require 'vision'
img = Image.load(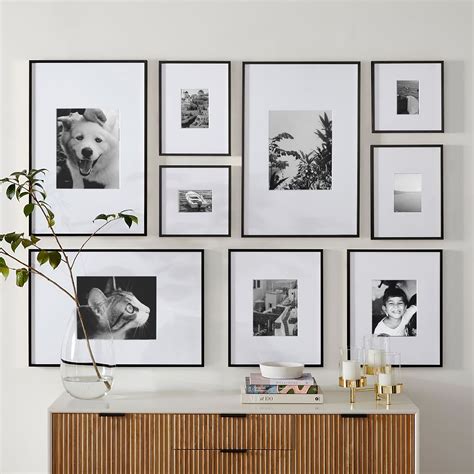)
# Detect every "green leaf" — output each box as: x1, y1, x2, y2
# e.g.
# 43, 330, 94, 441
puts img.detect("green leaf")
23, 203, 35, 217
15, 268, 29, 287
37, 250, 49, 265
48, 251, 61, 269
21, 239, 32, 248
123, 216, 133, 228
6, 184, 16, 200
11, 237, 22, 252
0, 257, 9, 279
30, 236, 40, 245
4, 232, 21, 244
94, 213, 109, 222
